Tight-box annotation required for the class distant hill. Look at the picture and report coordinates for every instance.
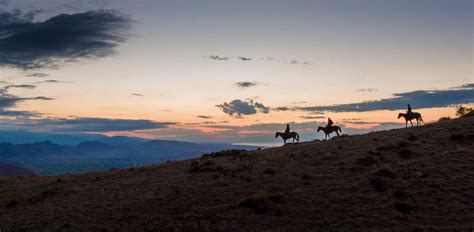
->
[0,140,257,175]
[0,117,472,230]
[0,163,35,177]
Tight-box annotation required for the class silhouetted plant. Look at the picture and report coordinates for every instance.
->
[438,116,451,122]
[394,202,414,214]
[368,176,387,192]
[398,149,414,159]
[455,106,473,118]
[6,200,18,208]
[263,168,276,175]
[450,134,465,142]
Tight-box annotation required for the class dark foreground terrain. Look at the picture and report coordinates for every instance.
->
[0,117,473,231]
[0,163,35,177]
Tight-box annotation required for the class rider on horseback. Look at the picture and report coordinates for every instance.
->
[285,124,290,134]
[326,118,334,129]
[407,104,413,117]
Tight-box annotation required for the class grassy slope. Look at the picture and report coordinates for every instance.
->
[0,117,473,231]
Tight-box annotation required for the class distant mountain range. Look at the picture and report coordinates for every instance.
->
[0,131,149,145]
[0,140,257,175]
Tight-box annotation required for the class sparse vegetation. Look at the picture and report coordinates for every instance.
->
[394,202,415,214]
[375,168,396,179]
[263,168,276,175]
[368,176,388,192]
[358,156,376,166]
[6,200,18,208]
[450,134,465,142]
[1,116,473,230]
[438,116,451,122]
[398,149,414,159]
[456,106,473,118]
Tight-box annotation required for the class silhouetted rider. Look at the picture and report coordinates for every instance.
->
[285,124,290,134]
[407,104,413,117]
[326,118,334,129]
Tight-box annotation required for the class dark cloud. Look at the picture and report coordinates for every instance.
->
[300,115,325,120]
[35,80,65,84]
[302,83,474,113]
[356,88,378,93]
[0,9,131,69]
[207,55,229,61]
[235,82,260,88]
[205,55,311,65]
[26,73,49,78]
[31,117,174,133]
[216,99,270,117]
[274,106,292,111]
[237,57,251,61]
[5,84,36,90]
[0,84,53,117]
[131,93,143,97]
[197,115,212,119]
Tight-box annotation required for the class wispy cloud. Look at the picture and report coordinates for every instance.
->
[0,83,54,117]
[26,73,49,78]
[131,93,144,97]
[216,99,270,117]
[0,9,132,69]
[197,115,212,119]
[205,55,311,65]
[5,84,36,90]
[356,88,378,93]
[300,115,325,120]
[35,80,67,84]
[235,82,261,88]
[301,83,474,113]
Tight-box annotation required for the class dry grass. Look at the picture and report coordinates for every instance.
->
[0,117,473,231]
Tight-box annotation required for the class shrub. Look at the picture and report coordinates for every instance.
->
[399,149,414,159]
[438,116,451,122]
[369,176,388,192]
[456,106,473,118]
[263,168,276,175]
[358,156,376,166]
[394,202,414,214]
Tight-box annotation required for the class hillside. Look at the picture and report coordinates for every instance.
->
[0,163,35,177]
[0,117,473,231]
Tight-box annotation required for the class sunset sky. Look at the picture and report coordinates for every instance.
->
[0,0,472,145]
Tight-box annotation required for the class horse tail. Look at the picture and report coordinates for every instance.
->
[338,127,342,133]
[296,132,300,141]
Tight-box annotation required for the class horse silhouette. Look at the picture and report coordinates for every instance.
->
[317,126,342,140]
[398,112,423,127]
[275,131,299,144]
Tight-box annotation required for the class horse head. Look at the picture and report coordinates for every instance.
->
[317,126,322,132]
[397,113,403,119]
[275,132,279,138]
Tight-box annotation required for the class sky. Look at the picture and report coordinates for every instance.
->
[0,0,472,145]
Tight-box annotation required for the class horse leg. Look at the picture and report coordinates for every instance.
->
[410,120,413,127]
[405,120,408,127]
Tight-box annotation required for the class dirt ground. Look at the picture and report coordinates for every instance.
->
[0,117,473,231]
